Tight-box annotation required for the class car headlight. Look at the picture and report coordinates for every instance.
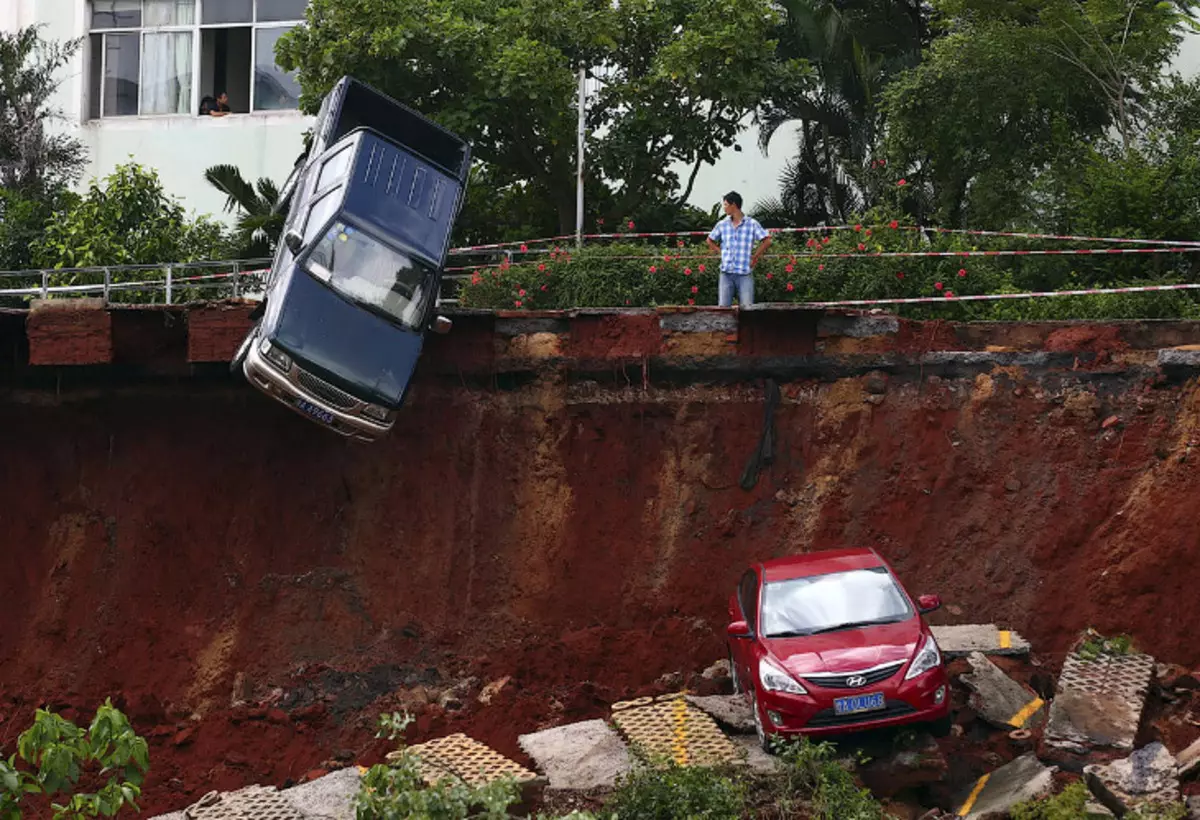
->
[759,657,806,695]
[905,635,942,680]
[259,339,292,372]
[361,403,390,423]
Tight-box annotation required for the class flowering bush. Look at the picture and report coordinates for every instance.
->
[456,209,1200,320]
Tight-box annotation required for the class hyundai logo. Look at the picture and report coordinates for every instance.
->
[846,675,868,688]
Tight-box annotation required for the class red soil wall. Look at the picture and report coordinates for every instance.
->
[5,307,1200,813]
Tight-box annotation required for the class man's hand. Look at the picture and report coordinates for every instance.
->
[706,238,721,255]
[751,235,773,268]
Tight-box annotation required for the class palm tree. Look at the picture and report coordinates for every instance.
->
[753,0,926,226]
[203,164,284,258]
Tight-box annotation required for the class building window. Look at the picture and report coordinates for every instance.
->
[88,0,306,119]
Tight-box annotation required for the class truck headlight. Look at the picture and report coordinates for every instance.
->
[362,403,390,423]
[905,636,942,680]
[259,339,292,372]
[759,657,806,695]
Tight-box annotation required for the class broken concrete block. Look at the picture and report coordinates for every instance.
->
[284,767,361,820]
[728,735,779,774]
[857,733,948,799]
[1045,650,1155,753]
[518,720,631,791]
[931,624,1031,658]
[685,695,755,734]
[1177,736,1200,780]
[1085,742,1181,816]
[953,752,1054,820]
[960,652,1045,730]
[1083,800,1115,818]
[1187,794,1200,820]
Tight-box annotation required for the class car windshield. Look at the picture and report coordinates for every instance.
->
[304,219,434,330]
[760,567,912,638]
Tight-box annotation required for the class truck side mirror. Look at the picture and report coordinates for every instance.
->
[284,230,304,255]
[431,315,452,335]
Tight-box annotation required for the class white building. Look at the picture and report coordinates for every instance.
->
[2,1,1198,223]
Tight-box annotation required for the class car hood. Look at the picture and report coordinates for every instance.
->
[764,618,923,677]
[272,266,423,407]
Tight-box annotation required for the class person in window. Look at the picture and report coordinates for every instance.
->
[200,91,231,117]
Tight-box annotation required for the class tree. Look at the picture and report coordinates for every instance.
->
[204,164,284,258]
[275,0,810,234]
[0,699,149,820]
[33,162,231,269]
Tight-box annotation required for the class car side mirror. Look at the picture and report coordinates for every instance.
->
[727,620,753,639]
[917,594,942,615]
[284,229,304,255]
[431,315,452,335]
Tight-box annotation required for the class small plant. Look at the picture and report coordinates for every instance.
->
[1013,782,1186,820]
[771,736,886,820]
[354,712,521,820]
[607,761,744,820]
[0,699,150,820]
[1078,628,1135,661]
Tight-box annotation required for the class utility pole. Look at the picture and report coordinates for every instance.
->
[576,66,586,248]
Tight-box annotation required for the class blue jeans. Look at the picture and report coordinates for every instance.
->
[718,271,754,307]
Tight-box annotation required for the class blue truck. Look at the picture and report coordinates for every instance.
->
[232,76,471,442]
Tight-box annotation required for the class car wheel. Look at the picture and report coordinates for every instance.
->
[751,691,771,753]
[929,713,953,738]
[230,324,259,378]
[729,649,743,695]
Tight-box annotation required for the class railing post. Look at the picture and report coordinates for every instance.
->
[165,265,173,305]
[103,267,111,304]
[40,271,48,299]
[232,261,241,299]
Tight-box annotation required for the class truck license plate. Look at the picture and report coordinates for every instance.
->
[833,692,885,715]
[295,398,335,426]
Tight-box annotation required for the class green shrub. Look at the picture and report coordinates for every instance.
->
[1078,629,1135,661]
[771,737,885,820]
[1013,782,1187,820]
[607,761,744,820]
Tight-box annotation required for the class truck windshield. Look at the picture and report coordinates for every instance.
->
[304,220,434,330]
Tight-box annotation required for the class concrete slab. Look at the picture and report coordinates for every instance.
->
[1177,736,1200,779]
[1045,650,1155,753]
[960,652,1046,730]
[1085,742,1182,816]
[953,753,1054,819]
[685,695,755,734]
[518,720,632,791]
[932,625,1032,658]
[728,735,780,774]
[283,767,361,819]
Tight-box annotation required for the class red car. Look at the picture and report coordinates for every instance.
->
[726,548,951,747]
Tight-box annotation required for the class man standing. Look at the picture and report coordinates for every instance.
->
[706,191,772,307]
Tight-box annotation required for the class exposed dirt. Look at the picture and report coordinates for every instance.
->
[5,360,1200,813]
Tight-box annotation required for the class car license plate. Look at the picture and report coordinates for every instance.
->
[295,398,335,426]
[833,692,885,716]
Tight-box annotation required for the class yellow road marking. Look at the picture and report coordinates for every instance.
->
[1008,697,1045,728]
[957,773,991,817]
[998,630,1012,649]
[671,697,690,765]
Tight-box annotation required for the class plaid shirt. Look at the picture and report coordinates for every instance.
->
[708,216,769,275]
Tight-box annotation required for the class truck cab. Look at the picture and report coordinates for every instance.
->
[233,77,470,442]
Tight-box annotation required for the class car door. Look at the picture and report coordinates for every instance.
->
[730,568,761,685]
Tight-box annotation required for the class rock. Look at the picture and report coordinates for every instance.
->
[518,720,632,790]
[1085,742,1181,816]
[701,659,731,680]
[1101,415,1121,429]
[865,393,886,405]
[230,672,251,708]
[1187,795,1200,820]
[656,671,683,689]
[1083,801,1115,818]
[959,652,1045,730]
[283,767,362,820]
[952,753,1054,820]
[1004,477,1022,492]
[171,726,196,747]
[1177,736,1200,779]
[685,694,754,734]
[729,735,779,774]
[477,677,510,705]
[864,371,889,395]
[858,733,948,799]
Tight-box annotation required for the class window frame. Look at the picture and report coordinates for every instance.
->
[87,0,306,120]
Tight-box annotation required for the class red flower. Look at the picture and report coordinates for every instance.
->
[958,268,967,277]
[598,218,605,226]
[690,285,699,294]
[897,179,907,186]
[625,298,630,305]
[538,263,546,272]
[628,220,635,229]
[684,267,692,275]
[806,238,815,247]
[945,290,955,298]
[514,300,523,307]
[518,289,526,296]
[822,237,831,244]
[786,282,795,292]
[854,224,863,232]
[865,229,872,237]
[934,281,944,290]
[785,264,794,273]
[678,240,685,248]
[471,275,481,285]
[896,271,904,280]
[698,264,706,272]
[520,244,528,252]
[766,273,774,280]
[649,265,657,273]
[889,220,899,229]
[664,254,672,262]
[541,284,548,291]
[881,159,887,166]
[857,243,866,251]
[818,264,825,271]
[687,298,695,306]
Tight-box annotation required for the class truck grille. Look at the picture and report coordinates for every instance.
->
[296,369,357,410]
[802,662,904,690]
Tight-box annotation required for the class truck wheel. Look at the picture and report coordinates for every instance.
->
[230,325,259,378]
